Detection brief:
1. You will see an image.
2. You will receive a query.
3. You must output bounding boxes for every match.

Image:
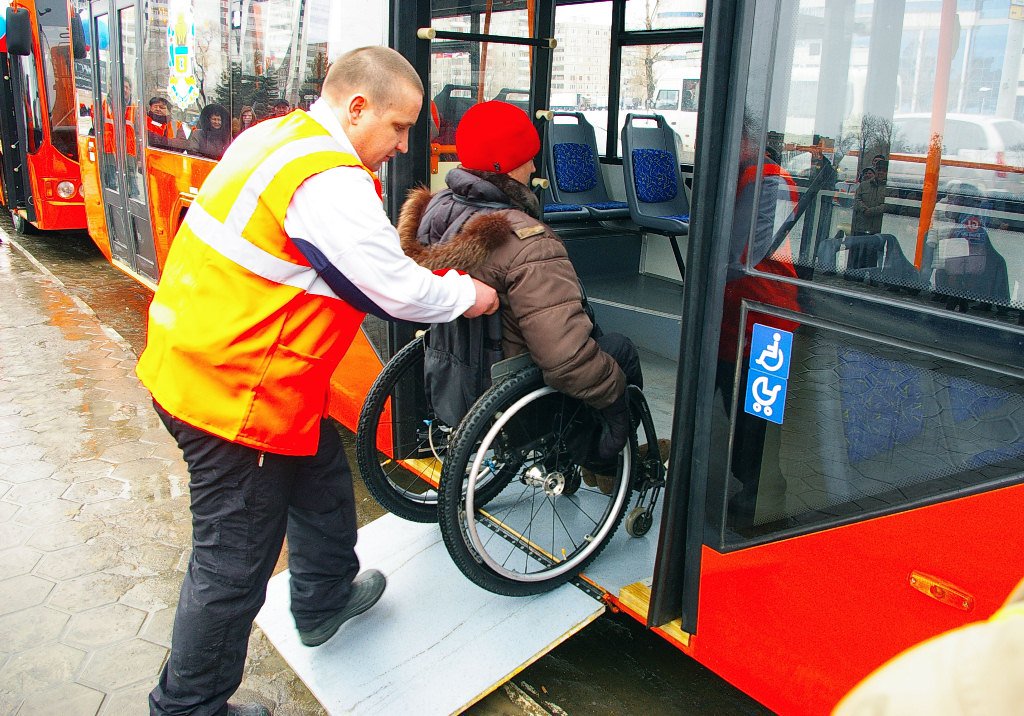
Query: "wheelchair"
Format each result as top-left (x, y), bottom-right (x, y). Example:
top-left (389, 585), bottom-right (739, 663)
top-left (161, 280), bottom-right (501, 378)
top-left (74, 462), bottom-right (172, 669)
top-left (356, 333), bottom-right (666, 595)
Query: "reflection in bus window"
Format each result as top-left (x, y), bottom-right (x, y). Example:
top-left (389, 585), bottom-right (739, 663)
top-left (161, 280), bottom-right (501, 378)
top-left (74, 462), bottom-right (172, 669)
top-left (721, 0), bottom-right (1024, 542)
top-left (118, 7), bottom-right (142, 200)
top-left (762, 0), bottom-right (1023, 319)
top-left (19, 29), bottom-right (44, 153)
top-left (97, 15), bottom-right (117, 192)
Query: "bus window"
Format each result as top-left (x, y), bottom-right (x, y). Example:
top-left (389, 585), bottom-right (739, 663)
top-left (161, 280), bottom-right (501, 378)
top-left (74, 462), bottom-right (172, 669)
top-left (141, 0), bottom-right (228, 155)
top-left (428, 4), bottom-right (536, 179)
top-left (553, 1), bottom-right (612, 149)
top-left (714, 0), bottom-right (1024, 546)
top-left (118, 7), bottom-right (142, 200)
top-left (653, 89), bottom-right (679, 111)
top-left (624, 0), bottom-right (704, 31)
top-left (618, 43), bottom-right (702, 164)
top-left (235, 0), bottom-right (318, 119)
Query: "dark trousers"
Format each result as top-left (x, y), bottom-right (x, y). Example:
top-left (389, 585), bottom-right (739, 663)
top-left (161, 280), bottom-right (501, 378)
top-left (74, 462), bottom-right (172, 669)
top-left (149, 404), bottom-right (359, 716)
top-left (596, 332), bottom-right (644, 390)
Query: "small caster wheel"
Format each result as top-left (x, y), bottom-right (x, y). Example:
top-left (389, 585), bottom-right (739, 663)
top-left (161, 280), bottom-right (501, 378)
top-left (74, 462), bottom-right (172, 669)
top-left (625, 506), bottom-right (653, 537)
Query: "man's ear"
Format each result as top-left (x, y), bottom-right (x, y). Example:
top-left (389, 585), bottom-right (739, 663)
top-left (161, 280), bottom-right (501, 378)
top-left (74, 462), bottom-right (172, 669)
top-left (348, 94), bottom-right (369, 124)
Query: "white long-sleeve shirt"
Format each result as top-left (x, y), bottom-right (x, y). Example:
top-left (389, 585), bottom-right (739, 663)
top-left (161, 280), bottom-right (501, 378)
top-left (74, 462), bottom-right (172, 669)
top-left (283, 98), bottom-right (475, 323)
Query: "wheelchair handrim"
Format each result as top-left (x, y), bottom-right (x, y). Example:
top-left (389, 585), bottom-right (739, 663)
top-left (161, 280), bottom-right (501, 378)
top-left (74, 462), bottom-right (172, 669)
top-left (464, 385), bottom-right (631, 583)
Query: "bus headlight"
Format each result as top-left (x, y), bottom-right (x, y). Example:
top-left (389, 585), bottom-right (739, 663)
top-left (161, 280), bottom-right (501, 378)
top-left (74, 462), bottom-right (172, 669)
top-left (56, 181), bottom-right (76, 199)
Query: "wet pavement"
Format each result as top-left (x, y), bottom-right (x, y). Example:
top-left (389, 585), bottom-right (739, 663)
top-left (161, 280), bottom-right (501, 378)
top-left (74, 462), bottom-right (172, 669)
top-left (0, 224), bottom-right (767, 715)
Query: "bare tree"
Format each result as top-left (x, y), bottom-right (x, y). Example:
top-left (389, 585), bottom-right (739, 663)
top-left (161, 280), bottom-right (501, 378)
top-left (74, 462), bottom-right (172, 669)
top-left (622, 0), bottom-right (668, 108)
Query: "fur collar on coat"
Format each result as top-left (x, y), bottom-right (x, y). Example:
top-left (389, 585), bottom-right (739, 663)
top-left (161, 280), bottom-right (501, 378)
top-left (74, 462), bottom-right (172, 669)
top-left (398, 168), bottom-right (542, 274)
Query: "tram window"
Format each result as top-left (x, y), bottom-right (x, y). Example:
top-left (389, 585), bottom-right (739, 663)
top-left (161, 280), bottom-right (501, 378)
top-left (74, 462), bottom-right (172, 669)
top-left (713, 321), bottom-right (1024, 546)
top-left (623, 0), bottom-right (704, 32)
top-left (617, 43), bottom-right (701, 164)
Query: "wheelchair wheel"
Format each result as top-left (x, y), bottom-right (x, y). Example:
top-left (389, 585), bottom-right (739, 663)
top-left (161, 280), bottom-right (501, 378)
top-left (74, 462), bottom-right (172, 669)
top-left (355, 336), bottom-right (446, 522)
top-left (439, 365), bottom-right (634, 596)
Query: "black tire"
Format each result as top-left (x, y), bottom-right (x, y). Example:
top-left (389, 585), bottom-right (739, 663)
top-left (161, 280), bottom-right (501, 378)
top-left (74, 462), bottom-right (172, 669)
top-left (355, 336), bottom-right (444, 522)
top-left (439, 366), bottom-right (634, 596)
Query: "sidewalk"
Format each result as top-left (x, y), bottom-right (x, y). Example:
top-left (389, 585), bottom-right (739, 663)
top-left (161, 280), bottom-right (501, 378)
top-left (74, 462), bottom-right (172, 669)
top-left (0, 234), bottom-right (323, 715)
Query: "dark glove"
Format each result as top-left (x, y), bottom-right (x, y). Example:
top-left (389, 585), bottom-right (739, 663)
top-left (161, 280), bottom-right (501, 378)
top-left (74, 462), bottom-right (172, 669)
top-left (595, 390), bottom-right (630, 462)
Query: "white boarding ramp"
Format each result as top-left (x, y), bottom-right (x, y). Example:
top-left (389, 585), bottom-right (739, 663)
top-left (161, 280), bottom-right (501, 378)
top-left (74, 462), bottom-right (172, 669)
top-left (255, 513), bottom-right (605, 715)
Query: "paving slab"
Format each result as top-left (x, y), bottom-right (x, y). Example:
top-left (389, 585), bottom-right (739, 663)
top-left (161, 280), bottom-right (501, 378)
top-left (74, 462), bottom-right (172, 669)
top-left (0, 235), bottom-right (325, 713)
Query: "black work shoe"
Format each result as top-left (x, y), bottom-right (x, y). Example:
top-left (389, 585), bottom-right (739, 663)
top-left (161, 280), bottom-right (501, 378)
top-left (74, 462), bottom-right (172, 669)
top-left (225, 703), bottom-right (271, 716)
top-left (298, 569), bottom-right (387, 647)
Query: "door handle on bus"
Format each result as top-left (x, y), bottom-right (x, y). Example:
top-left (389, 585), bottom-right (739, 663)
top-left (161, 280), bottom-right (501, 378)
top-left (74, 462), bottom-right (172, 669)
top-left (86, 137), bottom-right (96, 162)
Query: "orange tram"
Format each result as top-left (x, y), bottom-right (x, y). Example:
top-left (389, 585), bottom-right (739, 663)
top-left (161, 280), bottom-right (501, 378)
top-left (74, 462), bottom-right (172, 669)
top-left (31, 0), bottom-right (1024, 712)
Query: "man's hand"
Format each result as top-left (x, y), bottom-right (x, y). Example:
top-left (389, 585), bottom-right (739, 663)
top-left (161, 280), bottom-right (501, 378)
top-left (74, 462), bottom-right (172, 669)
top-left (463, 278), bottom-right (499, 318)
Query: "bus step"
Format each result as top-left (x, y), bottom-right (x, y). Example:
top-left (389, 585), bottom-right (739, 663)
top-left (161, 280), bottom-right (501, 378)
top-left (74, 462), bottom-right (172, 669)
top-left (255, 513), bottom-right (605, 715)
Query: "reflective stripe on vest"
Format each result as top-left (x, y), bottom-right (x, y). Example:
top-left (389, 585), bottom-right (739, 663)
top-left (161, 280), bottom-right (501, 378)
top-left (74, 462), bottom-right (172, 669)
top-left (137, 110), bottom-right (377, 455)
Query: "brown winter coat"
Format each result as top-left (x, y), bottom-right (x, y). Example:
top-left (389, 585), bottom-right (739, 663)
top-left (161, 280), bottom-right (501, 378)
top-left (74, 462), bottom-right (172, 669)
top-left (398, 169), bottom-right (624, 409)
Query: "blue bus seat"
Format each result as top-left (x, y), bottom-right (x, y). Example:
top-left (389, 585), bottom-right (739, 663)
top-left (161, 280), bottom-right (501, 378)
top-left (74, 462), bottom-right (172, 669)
top-left (620, 113), bottom-right (689, 279)
top-left (543, 112), bottom-right (630, 220)
top-left (542, 201), bottom-right (592, 223)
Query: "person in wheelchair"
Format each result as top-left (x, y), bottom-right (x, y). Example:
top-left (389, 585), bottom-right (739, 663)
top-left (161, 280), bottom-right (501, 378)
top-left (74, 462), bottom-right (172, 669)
top-left (397, 100), bottom-right (643, 474)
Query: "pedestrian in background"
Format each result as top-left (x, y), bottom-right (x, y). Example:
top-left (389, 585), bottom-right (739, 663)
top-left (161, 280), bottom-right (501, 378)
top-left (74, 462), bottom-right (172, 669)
top-left (187, 102), bottom-right (232, 159)
top-left (137, 45), bottom-right (498, 716)
top-left (232, 104), bottom-right (256, 138)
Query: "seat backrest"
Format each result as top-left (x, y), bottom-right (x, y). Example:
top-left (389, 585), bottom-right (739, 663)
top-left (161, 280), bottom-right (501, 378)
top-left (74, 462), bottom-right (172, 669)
top-left (620, 113), bottom-right (690, 219)
top-left (543, 112), bottom-right (611, 205)
top-left (432, 84), bottom-right (476, 146)
top-left (493, 88), bottom-right (531, 115)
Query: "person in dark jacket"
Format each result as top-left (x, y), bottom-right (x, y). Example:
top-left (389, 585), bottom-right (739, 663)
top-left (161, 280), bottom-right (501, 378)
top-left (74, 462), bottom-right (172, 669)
top-left (398, 100), bottom-right (642, 469)
top-left (188, 102), bottom-right (232, 159)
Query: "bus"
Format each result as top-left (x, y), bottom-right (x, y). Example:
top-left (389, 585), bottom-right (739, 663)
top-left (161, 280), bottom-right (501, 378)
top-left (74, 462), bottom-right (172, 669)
top-left (58, 0), bottom-right (1024, 713)
top-left (0, 0), bottom-right (86, 234)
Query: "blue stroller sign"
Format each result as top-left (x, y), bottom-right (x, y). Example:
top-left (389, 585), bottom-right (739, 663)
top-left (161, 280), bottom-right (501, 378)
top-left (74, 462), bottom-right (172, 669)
top-left (744, 324), bottom-right (794, 424)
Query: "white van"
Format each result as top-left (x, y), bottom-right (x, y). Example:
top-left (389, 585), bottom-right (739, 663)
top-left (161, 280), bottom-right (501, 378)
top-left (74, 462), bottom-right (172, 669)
top-left (651, 71), bottom-right (700, 163)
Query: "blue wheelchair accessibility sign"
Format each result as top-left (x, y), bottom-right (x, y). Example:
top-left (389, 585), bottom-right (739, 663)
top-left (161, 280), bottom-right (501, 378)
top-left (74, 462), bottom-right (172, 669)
top-left (749, 323), bottom-right (792, 378)
top-left (744, 324), bottom-right (794, 425)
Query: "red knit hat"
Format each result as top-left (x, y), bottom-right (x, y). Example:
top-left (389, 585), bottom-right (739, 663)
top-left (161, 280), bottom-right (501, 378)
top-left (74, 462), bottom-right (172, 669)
top-left (456, 101), bottom-right (540, 174)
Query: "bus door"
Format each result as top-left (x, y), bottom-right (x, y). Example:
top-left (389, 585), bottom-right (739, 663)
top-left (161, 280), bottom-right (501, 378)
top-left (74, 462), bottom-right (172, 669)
top-left (90, 0), bottom-right (156, 282)
top-left (655, 1), bottom-right (1024, 712)
top-left (0, 49), bottom-right (31, 218)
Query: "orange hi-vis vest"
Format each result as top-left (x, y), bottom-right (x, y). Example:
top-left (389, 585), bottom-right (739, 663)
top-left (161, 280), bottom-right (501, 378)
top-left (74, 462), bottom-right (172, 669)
top-left (719, 160), bottom-right (801, 362)
top-left (136, 109), bottom-right (381, 455)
